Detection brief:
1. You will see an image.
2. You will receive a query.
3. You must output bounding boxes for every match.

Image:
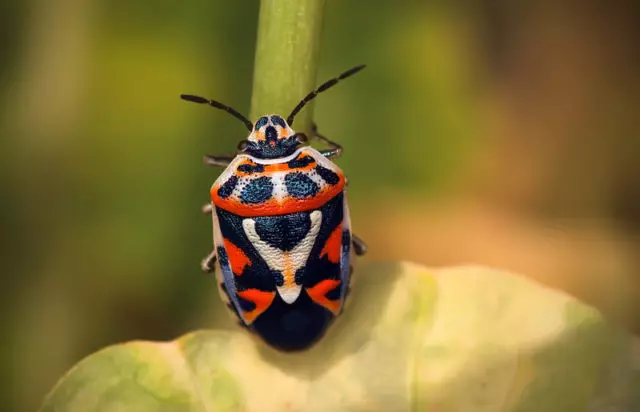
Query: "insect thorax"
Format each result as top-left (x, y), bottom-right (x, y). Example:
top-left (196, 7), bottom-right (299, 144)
top-left (210, 147), bottom-right (345, 217)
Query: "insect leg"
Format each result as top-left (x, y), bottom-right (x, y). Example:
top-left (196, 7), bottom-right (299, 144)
top-left (203, 154), bottom-right (234, 167)
top-left (202, 203), bottom-right (213, 215)
top-left (311, 123), bottom-right (343, 159)
top-left (200, 204), bottom-right (217, 272)
top-left (201, 249), bottom-right (217, 273)
top-left (352, 234), bottom-right (367, 256)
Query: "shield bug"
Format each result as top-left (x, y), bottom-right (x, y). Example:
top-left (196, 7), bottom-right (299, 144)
top-left (181, 65), bottom-right (368, 351)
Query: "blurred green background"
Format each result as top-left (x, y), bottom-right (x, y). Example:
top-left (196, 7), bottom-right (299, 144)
top-left (2, 1), bottom-right (639, 410)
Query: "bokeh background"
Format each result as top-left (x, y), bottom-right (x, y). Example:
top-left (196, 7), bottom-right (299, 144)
top-left (2, 0), bottom-right (639, 410)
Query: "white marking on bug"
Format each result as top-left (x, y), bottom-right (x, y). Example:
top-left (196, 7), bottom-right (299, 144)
top-left (270, 172), bottom-right (288, 202)
top-left (230, 180), bottom-right (245, 200)
top-left (242, 210), bottom-right (322, 304)
top-left (245, 148), bottom-right (301, 165)
top-left (306, 169), bottom-right (327, 191)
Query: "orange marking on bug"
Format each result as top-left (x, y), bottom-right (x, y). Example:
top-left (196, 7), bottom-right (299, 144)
top-left (232, 161), bottom-right (317, 177)
top-left (264, 161), bottom-right (316, 173)
top-left (264, 163), bottom-right (291, 173)
top-left (223, 239), bottom-right (251, 276)
top-left (254, 131), bottom-right (265, 141)
top-left (212, 175), bottom-right (345, 217)
top-left (237, 289), bottom-right (275, 323)
top-left (320, 224), bottom-right (343, 264)
top-left (306, 279), bottom-right (341, 314)
top-left (281, 252), bottom-right (296, 288)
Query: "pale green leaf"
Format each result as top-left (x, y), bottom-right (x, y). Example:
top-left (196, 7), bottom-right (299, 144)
top-left (40, 262), bottom-right (639, 411)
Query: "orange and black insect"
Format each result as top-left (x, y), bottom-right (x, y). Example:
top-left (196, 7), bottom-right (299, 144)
top-left (182, 65), bottom-right (367, 351)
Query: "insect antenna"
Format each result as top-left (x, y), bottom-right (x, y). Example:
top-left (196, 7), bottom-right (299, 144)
top-left (287, 64), bottom-right (366, 126)
top-left (181, 94), bottom-right (253, 131)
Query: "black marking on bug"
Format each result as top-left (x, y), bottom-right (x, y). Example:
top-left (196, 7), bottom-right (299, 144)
top-left (240, 177), bottom-right (273, 204)
top-left (237, 163), bottom-right (265, 174)
top-left (272, 270), bottom-right (285, 287)
top-left (315, 165), bottom-right (340, 185)
top-left (296, 192), bottom-right (344, 288)
top-left (217, 246), bottom-right (229, 266)
top-left (215, 207), bottom-right (283, 293)
top-left (251, 289), bottom-right (333, 352)
top-left (254, 212), bottom-right (311, 251)
top-left (237, 294), bottom-right (257, 312)
top-left (254, 116), bottom-right (268, 131)
top-left (325, 283), bottom-right (342, 301)
top-left (294, 267), bottom-right (306, 286)
top-left (218, 175), bottom-right (238, 198)
top-left (285, 172), bottom-right (319, 198)
top-left (245, 135), bottom-right (299, 159)
top-left (214, 192), bottom-right (351, 352)
top-left (270, 115), bottom-right (286, 128)
top-left (236, 267), bottom-right (280, 294)
top-left (287, 155), bottom-right (315, 169)
top-left (341, 230), bottom-right (351, 253)
top-left (265, 126), bottom-right (278, 143)
top-left (300, 255), bottom-right (341, 289)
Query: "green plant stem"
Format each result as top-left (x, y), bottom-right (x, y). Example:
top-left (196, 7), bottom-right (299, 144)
top-left (250, 0), bottom-right (326, 135)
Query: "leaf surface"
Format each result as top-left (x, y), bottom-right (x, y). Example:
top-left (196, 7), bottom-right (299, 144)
top-left (41, 262), bottom-right (640, 411)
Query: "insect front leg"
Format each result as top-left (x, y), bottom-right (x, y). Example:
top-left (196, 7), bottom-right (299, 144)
top-left (352, 234), bottom-right (367, 256)
top-left (203, 154), bottom-right (234, 167)
top-left (311, 123), bottom-right (343, 159)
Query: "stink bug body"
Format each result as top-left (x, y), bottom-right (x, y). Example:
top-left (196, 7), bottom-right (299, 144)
top-left (181, 65), bottom-right (367, 351)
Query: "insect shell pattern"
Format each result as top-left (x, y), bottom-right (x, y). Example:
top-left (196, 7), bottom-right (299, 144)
top-left (182, 65), bottom-right (368, 351)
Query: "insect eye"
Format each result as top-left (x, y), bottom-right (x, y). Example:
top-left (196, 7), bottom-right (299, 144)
top-left (237, 140), bottom-right (250, 151)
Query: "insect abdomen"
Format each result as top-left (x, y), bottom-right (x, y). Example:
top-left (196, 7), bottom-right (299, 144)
top-left (214, 191), bottom-right (350, 351)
